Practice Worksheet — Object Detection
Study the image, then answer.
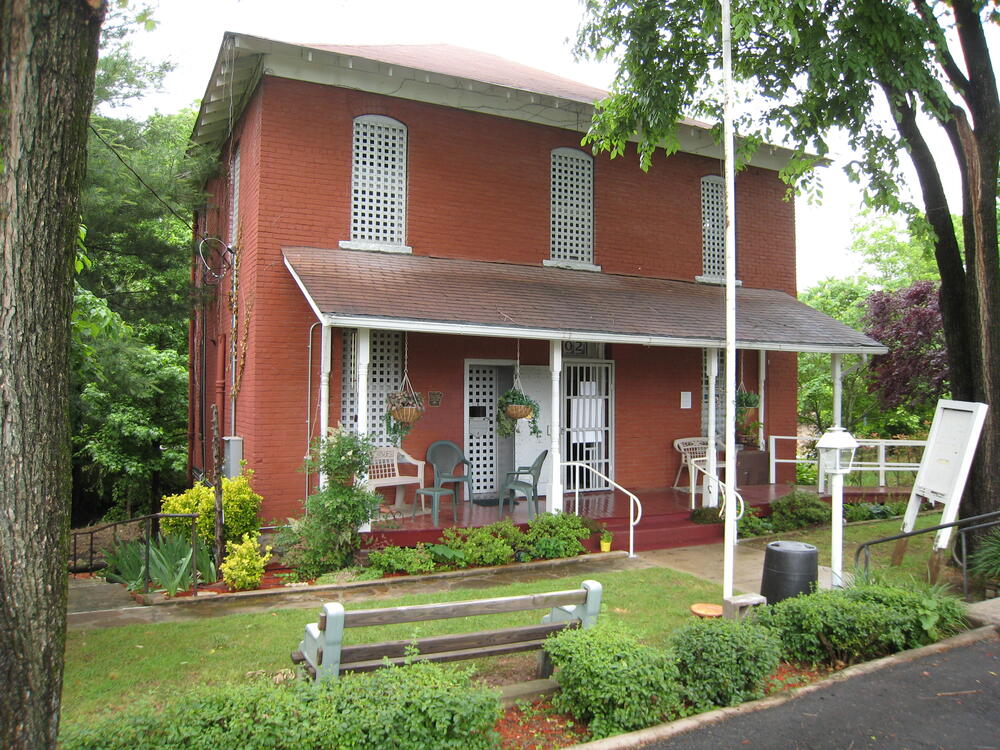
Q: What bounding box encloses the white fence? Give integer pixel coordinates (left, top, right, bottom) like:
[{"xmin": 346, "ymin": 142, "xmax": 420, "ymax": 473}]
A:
[{"xmin": 768, "ymin": 435, "xmax": 926, "ymax": 492}]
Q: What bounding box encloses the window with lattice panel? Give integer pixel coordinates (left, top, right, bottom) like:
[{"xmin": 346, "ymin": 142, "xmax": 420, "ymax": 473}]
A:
[
  {"xmin": 550, "ymin": 148, "xmax": 594, "ymax": 263},
  {"xmin": 701, "ymin": 176, "xmax": 726, "ymax": 278},
  {"xmin": 350, "ymin": 115, "xmax": 407, "ymax": 245}
]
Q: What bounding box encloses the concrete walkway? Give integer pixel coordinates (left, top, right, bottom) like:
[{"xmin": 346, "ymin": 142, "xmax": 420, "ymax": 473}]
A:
[{"xmin": 66, "ymin": 542, "xmax": 837, "ymax": 631}]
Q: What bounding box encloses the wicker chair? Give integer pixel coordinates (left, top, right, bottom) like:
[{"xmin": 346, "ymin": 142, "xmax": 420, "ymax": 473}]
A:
[{"xmin": 673, "ymin": 437, "xmax": 726, "ymax": 507}]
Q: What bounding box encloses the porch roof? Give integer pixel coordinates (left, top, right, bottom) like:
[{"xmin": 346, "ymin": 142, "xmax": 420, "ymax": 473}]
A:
[{"xmin": 283, "ymin": 247, "xmax": 886, "ymax": 355}]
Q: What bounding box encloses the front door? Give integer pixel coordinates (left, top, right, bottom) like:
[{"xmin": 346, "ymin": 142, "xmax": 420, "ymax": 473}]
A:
[
  {"xmin": 562, "ymin": 361, "xmax": 614, "ymax": 490},
  {"xmin": 513, "ymin": 365, "xmax": 552, "ymax": 498}
]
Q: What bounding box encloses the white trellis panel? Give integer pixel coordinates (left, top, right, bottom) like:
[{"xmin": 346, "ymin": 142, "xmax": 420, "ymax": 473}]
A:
[
  {"xmin": 701, "ymin": 348, "xmax": 725, "ymax": 440},
  {"xmin": 466, "ymin": 365, "xmax": 498, "ymax": 496},
  {"xmin": 340, "ymin": 329, "xmax": 401, "ymax": 445},
  {"xmin": 550, "ymin": 148, "xmax": 594, "ymax": 264},
  {"xmin": 701, "ymin": 175, "xmax": 725, "ymax": 278},
  {"xmin": 562, "ymin": 362, "xmax": 614, "ymax": 491},
  {"xmin": 351, "ymin": 115, "xmax": 407, "ymax": 245}
]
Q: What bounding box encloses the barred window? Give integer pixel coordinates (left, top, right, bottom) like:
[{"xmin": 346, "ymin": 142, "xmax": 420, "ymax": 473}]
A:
[
  {"xmin": 350, "ymin": 115, "xmax": 407, "ymax": 246},
  {"xmin": 550, "ymin": 148, "xmax": 594, "ymax": 264}
]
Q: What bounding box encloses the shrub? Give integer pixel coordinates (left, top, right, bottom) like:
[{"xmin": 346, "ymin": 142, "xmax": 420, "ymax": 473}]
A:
[
  {"xmin": 844, "ymin": 582, "xmax": 965, "ymax": 645},
  {"xmin": 220, "ymin": 532, "xmax": 272, "ymax": 591},
  {"xmin": 424, "ymin": 542, "xmax": 466, "ymax": 568},
  {"xmin": 795, "ymin": 460, "xmax": 819, "ymax": 486},
  {"xmin": 543, "ymin": 625, "xmax": 683, "ymax": 739},
  {"xmin": 525, "ymin": 512, "xmax": 590, "ymax": 558},
  {"xmin": 160, "ymin": 469, "xmax": 262, "ymax": 547},
  {"xmin": 969, "ymin": 528, "xmax": 1000, "ymax": 582},
  {"xmin": 274, "ymin": 430, "xmax": 382, "ymax": 579},
  {"xmin": 737, "ymin": 507, "xmax": 774, "ymax": 538},
  {"xmin": 768, "ymin": 489, "xmax": 829, "ymax": 532},
  {"xmin": 367, "ymin": 544, "xmax": 437, "ymax": 575},
  {"xmin": 441, "ymin": 526, "xmax": 515, "ymax": 567},
  {"xmin": 844, "ymin": 502, "xmax": 907, "ymax": 522},
  {"xmin": 60, "ymin": 662, "xmax": 501, "ymax": 750},
  {"xmin": 690, "ymin": 507, "xmax": 723, "ymax": 525},
  {"xmin": 754, "ymin": 589, "xmax": 913, "ymax": 665},
  {"xmin": 671, "ymin": 619, "xmax": 781, "ymax": 711}
]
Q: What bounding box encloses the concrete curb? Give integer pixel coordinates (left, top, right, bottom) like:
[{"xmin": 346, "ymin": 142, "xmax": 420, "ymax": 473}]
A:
[
  {"xmin": 566, "ymin": 624, "xmax": 1000, "ymax": 749},
  {"xmin": 133, "ymin": 550, "xmax": 630, "ymax": 608}
]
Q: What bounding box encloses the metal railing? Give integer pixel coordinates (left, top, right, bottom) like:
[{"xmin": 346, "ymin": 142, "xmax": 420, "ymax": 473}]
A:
[
  {"xmin": 853, "ymin": 510, "xmax": 1000, "ymax": 599},
  {"xmin": 561, "ymin": 461, "xmax": 642, "ymax": 559},
  {"xmin": 70, "ymin": 512, "xmax": 200, "ymax": 595},
  {"xmin": 689, "ymin": 459, "xmax": 746, "ymax": 522},
  {"xmin": 769, "ymin": 435, "xmax": 926, "ymax": 491}
]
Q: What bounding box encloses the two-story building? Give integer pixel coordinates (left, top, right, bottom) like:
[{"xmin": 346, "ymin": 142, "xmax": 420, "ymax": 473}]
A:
[{"xmin": 187, "ymin": 34, "xmax": 883, "ymax": 547}]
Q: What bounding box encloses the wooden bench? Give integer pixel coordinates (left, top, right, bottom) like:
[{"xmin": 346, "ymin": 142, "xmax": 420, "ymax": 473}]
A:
[
  {"xmin": 291, "ymin": 580, "xmax": 602, "ymax": 682},
  {"xmin": 366, "ymin": 446, "xmax": 425, "ymax": 508}
]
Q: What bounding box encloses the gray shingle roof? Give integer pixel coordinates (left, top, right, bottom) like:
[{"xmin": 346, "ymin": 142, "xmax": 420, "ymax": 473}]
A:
[{"xmin": 283, "ymin": 247, "xmax": 885, "ymax": 354}]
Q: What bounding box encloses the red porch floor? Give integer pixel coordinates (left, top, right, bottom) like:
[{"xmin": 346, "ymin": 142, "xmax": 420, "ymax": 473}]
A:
[{"xmin": 365, "ymin": 483, "xmax": 911, "ymax": 552}]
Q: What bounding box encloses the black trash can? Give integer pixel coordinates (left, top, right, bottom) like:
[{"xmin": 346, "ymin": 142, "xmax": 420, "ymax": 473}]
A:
[{"xmin": 760, "ymin": 540, "xmax": 818, "ymax": 604}]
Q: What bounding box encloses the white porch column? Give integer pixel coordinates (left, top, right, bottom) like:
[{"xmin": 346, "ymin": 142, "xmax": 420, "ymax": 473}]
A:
[
  {"xmin": 757, "ymin": 350, "xmax": 766, "ymax": 450},
  {"xmin": 831, "ymin": 353, "xmax": 843, "ymax": 429},
  {"xmin": 548, "ymin": 340, "xmax": 563, "ymax": 513},
  {"xmin": 705, "ymin": 348, "xmax": 719, "ymax": 508},
  {"xmin": 356, "ymin": 328, "xmax": 371, "ymax": 434},
  {"xmin": 317, "ymin": 323, "xmax": 333, "ymax": 491},
  {"xmin": 319, "ymin": 323, "xmax": 332, "ymax": 440}
]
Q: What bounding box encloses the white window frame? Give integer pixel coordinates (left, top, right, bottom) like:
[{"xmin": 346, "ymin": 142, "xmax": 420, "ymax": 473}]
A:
[
  {"xmin": 546, "ymin": 147, "xmax": 600, "ymax": 271},
  {"xmin": 340, "ymin": 114, "xmax": 412, "ymax": 254}
]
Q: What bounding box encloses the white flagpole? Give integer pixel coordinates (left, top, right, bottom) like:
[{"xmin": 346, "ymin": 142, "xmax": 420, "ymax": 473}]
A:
[{"xmin": 721, "ymin": 0, "xmax": 738, "ymax": 601}]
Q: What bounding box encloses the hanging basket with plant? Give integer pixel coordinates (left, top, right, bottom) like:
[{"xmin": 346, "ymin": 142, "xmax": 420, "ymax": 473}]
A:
[
  {"xmin": 496, "ymin": 340, "xmax": 542, "ymax": 438},
  {"xmin": 497, "ymin": 388, "xmax": 541, "ymax": 438},
  {"xmin": 735, "ymin": 388, "xmax": 761, "ymax": 446},
  {"xmin": 383, "ymin": 336, "xmax": 424, "ymax": 444}
]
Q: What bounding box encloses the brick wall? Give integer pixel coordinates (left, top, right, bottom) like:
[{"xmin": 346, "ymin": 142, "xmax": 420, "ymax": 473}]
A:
[{"xmin": 189, "ymin": 74, "xmax": 801, "ymax": 518}]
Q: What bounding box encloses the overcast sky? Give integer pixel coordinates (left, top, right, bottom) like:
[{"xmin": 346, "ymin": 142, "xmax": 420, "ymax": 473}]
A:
[{"xmin": 120, "ymin": 0, "xmax": 967, "ymax": 290}]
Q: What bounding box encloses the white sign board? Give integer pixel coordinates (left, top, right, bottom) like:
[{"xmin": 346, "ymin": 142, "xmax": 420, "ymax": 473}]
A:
[{"xmin": 900, "ymin": 399, "xmax": 988, "ymax": 551}]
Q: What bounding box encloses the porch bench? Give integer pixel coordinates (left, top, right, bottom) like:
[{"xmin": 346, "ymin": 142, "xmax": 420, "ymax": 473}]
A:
[
  {"xmin": 366, "ymin": 446, "xmax": 425, "ymax": 508},
  {"xmin": 290, "ymin": 579, "xmax": 603, "ymax": 682}
]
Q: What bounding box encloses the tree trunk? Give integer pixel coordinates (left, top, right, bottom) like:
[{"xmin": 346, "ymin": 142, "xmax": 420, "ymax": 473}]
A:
[
  {"xmin": 890, "ymin": 0, "xmax": 1000, "ymax": 532},
  {"xmin": 0, "ymin": 2, "xmax": 105, "ymax": 748}
]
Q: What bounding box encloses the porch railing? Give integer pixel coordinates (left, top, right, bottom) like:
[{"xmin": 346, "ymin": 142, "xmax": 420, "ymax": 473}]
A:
[
  {"xmin": 689, "ymin": 460, "xmax": 746, "ymax": 522},
  {"xmin": 561, "ymin": 461, "xmax": 642, "ymax": 559},
  {"xmin": 769, "ymin": 435, "xmax": 926, "ymax": 492}
]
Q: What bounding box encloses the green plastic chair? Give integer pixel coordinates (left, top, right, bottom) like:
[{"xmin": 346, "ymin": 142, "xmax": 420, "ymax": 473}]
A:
[
  {"xmin": 426, "ymin": 440, "xmax": 474, "ymax": 503},
  {"xmin": 498, "ymin": 450, "xmax": 548, "ymax": 519}
]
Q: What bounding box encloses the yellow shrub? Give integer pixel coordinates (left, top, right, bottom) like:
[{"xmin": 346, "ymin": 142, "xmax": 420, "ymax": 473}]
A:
[
  {"xmin": 160, "ymin": 470, "xmax": 262, "ymax": 546},
  {"xmin": 220, "ymin": 533, "xmax": 272, "ymax": 591}
]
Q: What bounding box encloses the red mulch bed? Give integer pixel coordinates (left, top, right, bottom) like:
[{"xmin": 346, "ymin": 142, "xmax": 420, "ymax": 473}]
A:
[
  {"xmin": 171, "ymin": 563, "xmax": 298, "ymax": 596},
  {"xmin": 496, "ymin": 698, "xmax": 589, "ymax": 749}
]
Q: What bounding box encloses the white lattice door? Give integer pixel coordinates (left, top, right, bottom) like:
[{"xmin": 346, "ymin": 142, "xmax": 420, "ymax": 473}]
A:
[
  {"xmin": 562, "ymin": 362, "xmax": 614, "ymax": 490},
  {"xmin": 465, "ymin": 365, "xmax": 498, "ymax": 498}
]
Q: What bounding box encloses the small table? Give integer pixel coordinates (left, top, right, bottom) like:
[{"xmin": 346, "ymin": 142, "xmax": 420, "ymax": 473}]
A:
[{"xmin": 414, "ymin": 487, "xmax": 456, "ymax": 527}]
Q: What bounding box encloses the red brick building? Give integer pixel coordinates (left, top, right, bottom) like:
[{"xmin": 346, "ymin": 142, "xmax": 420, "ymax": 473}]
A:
[{"xmin": 188, "ymin": 34, "xmax": 882, "ymax": 527}]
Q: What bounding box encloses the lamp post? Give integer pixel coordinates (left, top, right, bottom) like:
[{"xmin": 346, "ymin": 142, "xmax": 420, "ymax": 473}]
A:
[{"xmin": 816, "ymin": 426, "xmax": 858, "ymax": 588}]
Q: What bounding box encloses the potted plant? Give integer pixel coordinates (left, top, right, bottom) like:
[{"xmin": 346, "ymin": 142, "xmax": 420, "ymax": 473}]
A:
[
  {"xmin": 735, "ymin": 389, "xmax": 761, "ymax": 446},
  {"xmin": 496, "ymin": 388, "xmax": 542, "ymax": 438},
  {"xmin": 599, "ymin": 528, "xmax": 613, "ymax": 553}
]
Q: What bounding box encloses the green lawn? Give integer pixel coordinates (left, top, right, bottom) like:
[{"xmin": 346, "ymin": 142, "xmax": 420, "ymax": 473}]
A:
[
  {"xmin": 740, "ymin": 511, "xmax": 945, "ymax": 586},
  {"xmin": 62, "ymin": 566, "xmax": 719, "ymax": 731}
]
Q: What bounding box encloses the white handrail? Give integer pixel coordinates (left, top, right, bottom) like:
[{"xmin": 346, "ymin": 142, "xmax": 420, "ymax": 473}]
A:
[
  {"xmin": 561, "ymin": 461, "xmax": 642, "ymax": 559},
  {"xmin": 769, "ymin": 435, "xmax": 926, "ymax": 491},
  {"xmin": 688, "ymin": 460, "xmax": 745, "ymax": 522}
]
